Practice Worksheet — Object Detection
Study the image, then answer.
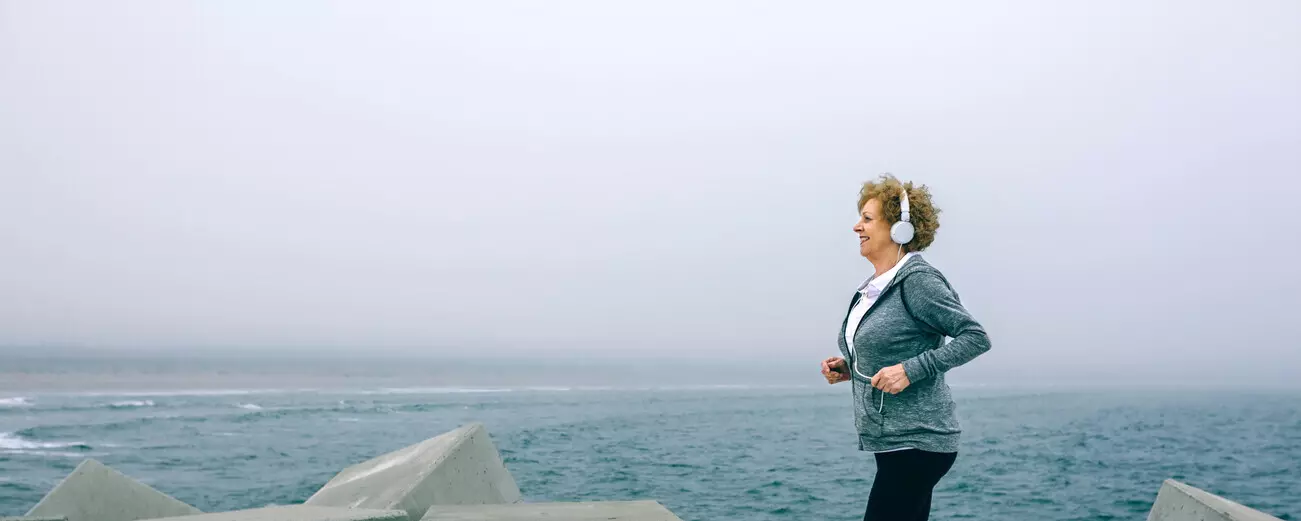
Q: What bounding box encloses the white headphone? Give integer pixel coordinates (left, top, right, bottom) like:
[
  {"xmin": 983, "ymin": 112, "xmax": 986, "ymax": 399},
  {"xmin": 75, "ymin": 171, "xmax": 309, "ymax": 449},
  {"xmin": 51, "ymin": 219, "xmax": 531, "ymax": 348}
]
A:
[{"xmin": 889, "ymin": 185, "xmax": 914, "ymax": 245}]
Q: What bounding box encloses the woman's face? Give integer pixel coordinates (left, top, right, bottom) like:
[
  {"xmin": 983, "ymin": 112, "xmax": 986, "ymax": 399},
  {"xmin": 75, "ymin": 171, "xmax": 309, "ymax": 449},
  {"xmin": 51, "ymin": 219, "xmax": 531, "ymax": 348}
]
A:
[{"xmin": 853, "ymin": 198, "xmax": 894, "ymax": 259}]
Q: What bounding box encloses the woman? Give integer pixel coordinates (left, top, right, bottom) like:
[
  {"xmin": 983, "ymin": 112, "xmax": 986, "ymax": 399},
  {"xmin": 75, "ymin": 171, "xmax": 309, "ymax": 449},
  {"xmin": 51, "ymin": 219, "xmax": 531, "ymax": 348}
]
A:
[{"xmin": 820, "ymin": 174, "xmax": 991, "ymax": 521}]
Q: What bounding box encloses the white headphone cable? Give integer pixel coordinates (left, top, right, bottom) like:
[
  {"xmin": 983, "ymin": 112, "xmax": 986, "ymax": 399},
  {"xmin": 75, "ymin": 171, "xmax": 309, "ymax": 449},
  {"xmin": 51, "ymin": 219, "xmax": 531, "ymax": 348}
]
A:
[{"xmin": 872, "ymin": 243, "xmax": 906, "ymax": 415}]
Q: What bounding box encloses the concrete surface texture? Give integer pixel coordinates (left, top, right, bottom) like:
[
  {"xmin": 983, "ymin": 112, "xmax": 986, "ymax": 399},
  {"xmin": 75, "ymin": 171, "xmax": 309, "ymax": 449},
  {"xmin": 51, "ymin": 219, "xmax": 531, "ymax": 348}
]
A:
[
  {"xmin": 1, "ymin": 517, "xmax": 69, "ymax": 521},
  {"xmin": 25, "ymin": 458, "xmax": 203, "ymax": 521},
  {"xmin": 306, "ymin": 422, "xmax": 522, "ymax": 520},
  {"xmin": 419, "ymin": 501, "xmax": 684, "ymax": 521},
  {"xmin": 1147, "ymin": 479, "xmax": 1283, "ymax": 521},
  {"xmin": 145, "ymin": 505, "xmax": 409, "ymax": 521}
]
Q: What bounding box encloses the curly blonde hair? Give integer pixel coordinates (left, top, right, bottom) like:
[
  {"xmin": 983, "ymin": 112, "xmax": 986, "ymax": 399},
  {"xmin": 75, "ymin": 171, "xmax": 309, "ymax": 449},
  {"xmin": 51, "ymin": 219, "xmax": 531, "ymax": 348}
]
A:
[{"xmin": 857, "ymin": 174, "xmax": 941, "ymax": 253}]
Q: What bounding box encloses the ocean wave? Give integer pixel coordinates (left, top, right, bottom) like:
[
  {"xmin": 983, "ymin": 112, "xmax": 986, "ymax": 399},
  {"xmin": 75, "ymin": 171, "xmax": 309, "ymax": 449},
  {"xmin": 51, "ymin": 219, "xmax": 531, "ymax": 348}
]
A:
[
  {"xmin": 0, "ymin": 399, "xmax": 160, "ymax": 414},
  {"xmin": 0, "ymin": 431, "xmax": 92, "ymax": 452},
  {"xmin": 351, "ymin": 385, "xmax": 791, "ymax": 394},
  {"xmin": 649, "ymin": 384, "xmax": 817, "ymax": 391},
  {"xmin": 0, "ymin": 396, "xmax": 32, "ymax": 408},
  {"xmin": 236, "ymin": 403, "xmax": 263, "ymax": 410},
  {"xmin": 107, "ymin": 400, "xmax": 156, "ymax": 408},
  {"xmin": 16, "ymin": 414, "xmax": 213, "ymax": 439},
  {"xmin": 357, "ymin": 387, "xmax": 514, "ymax": 395},
  {"xmin": 9, "ymin": 450, "xmax": 98, "ymax": 458},
  {"xmin": 356, "ymin": 385, "xmax": 807, "ymax": 393},
  {"xmin": 71, "ymin": 389, "xmax": 309, "ymax": 397}
]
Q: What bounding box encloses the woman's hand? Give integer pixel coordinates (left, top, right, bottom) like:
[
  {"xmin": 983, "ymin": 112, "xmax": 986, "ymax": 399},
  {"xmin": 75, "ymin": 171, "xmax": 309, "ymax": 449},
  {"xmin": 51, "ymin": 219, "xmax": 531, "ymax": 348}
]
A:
[
  {"xmin": 871, "ymin": 364, "xmax": 911, "ymax": 394},
  {"xmin": 821, "ymin": 356, "xmax": 850, "ymax": 384}
]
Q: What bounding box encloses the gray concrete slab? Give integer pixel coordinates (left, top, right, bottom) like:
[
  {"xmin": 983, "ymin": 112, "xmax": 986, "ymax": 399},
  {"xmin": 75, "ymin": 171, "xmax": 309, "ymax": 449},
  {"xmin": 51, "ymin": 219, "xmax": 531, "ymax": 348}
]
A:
[
  {"xmin": 419, "ymin": 501, "xmax": 684, "ymax": 521},
  {"xmin": 1, "ymin": 517, "xmax": 69, "ymax": 521},
  {"xmin": 25, "ymin": 458, "xmax": 202, "ymax": 521},
  {"xmin": 146, "ymin": 505, "xmax": 408, "ymax": 521},
  {"xmin": 306, "ymin": 422, "xmax": 521, "ymax": 521},
  {"xmin": 1147, "ymin": 479, "xmax": 1283, "ymax": 521}
]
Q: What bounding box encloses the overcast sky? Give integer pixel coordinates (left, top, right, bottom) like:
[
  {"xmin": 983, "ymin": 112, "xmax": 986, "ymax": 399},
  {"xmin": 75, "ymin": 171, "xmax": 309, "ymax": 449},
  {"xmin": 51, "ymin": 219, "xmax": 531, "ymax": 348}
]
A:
[{"xmin": 2, "ymin": 1, "xmax": 1298, "ymax": 385}]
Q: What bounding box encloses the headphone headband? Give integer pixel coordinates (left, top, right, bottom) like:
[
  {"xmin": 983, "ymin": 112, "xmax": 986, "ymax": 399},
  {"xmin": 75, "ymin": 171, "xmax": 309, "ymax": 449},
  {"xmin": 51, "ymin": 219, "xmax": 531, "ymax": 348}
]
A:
[
  {"xmin": 899, "ymin": 185, "xmax": 910, "ymax": 223},
  {"xmin": 890, "ymin": 182, "xmax": 915, "ymax": 245}
]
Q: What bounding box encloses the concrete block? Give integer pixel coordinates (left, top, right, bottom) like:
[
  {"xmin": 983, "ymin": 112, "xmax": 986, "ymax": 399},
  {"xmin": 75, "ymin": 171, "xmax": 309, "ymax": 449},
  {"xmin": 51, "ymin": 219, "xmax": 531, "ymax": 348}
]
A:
[
  {"xmin": 146, "ymin": 505, "xmax": 408, "ymax": 521},
  {"xmin": 25, "ymin": 458, "xmax": 202, "ymax": 521},
  {"xmin": 419, "ymin": 501, "xmax": 683, "ymax": 521},
  {"xmin": 1147, "ymin": 479, "xmax": 1283, "ymax": 521},
  {"xmin": 2, "ymin": 517, "xmax": 69, "ymax": 521},
  {"xmin": 307, "ymin": 422, "xmax": 521, "ymax": 520}
]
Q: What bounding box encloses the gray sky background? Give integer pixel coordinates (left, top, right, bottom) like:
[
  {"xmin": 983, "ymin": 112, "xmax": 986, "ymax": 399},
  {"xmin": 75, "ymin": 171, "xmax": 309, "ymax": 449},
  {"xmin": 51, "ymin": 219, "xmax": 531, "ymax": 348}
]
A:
[{"xmin": 2, "ymin": 1, "xmax": 1299, "ymax": 385}]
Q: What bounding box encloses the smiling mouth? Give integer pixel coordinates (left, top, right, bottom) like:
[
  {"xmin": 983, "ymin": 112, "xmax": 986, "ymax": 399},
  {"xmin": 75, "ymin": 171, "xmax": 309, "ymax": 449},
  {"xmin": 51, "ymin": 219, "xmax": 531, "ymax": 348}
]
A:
[{"xmin": 859, "ymin": 236, "xmax": 869, "ymax": 243}]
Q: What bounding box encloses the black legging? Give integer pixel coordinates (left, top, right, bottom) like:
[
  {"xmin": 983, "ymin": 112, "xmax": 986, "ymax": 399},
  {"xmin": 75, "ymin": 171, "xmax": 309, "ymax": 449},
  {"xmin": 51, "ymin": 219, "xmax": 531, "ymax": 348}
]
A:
[{"xmin": 862, "ymin": 449, "xmax": 957, "ymax": 521}]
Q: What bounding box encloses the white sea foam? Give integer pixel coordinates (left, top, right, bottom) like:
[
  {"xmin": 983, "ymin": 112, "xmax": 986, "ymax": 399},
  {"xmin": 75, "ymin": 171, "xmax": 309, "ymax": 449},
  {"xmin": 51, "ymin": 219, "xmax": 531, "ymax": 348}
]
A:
[
  {"xmin": 0, "ymin": 432, "xmax": 88, "ymax": 451},
  {"xmin": 358, "ymin": 387, "xmax": 514, "ymax": 395},
  {"xmin": 638, "ymin": 384, "xmax": 816, "ymax": 391},
  {"xmin": 344, "ymin": 384, "xmax": 814, "ymax": 395},
  {"xmin": 0, "ymin": 396, "xmax": 32, "ymax": 408},
  {"xmin": 10, "ymin": 450, "xmax": 94, "ymax": 458},
  {"xmin": 74, "ymin": 389, "xmax": 305, "ymax": 398},
  {"xmin": 107, "ymin": 400, "xmax": 156, "ymax": 408},
  {"xmin": 236, "ymin": 403, "xmax": 263, "ymax": 410}
]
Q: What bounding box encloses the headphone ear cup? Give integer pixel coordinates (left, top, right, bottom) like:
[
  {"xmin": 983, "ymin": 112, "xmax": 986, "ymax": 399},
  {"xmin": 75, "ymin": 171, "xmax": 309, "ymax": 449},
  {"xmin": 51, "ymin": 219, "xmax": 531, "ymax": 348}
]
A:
[{"xmin": 890, "ymin": 221, "xmax": 915, "ymax": 244}]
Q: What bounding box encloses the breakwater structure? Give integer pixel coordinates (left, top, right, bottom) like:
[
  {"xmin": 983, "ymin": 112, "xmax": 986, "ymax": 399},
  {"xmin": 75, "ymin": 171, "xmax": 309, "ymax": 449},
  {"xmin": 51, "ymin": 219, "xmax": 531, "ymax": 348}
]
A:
[{"xmin": 0, "ymin": 422, "xmax": 1286, "ymax": 521}]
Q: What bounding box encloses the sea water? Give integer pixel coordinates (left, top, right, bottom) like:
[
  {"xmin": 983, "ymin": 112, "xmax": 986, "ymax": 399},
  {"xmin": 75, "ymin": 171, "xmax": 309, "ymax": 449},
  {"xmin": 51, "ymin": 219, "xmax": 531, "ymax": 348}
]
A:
[{"xmin": 1, "ymin": 384, "xmax": 1298, "ymax": 520}]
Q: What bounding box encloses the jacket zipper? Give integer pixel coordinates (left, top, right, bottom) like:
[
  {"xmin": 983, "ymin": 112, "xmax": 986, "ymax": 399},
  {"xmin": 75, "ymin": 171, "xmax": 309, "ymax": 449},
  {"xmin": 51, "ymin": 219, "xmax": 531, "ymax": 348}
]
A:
[{"xmin": 845, "ymin": 271, "xmax": 911, "ymax": 418}]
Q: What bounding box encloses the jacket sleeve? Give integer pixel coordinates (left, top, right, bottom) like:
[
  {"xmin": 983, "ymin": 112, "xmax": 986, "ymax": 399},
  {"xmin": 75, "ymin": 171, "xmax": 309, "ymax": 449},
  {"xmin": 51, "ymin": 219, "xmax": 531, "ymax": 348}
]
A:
[{"xmin": 899, "ymin": 272, "xmax": 991, "ymax": 383}]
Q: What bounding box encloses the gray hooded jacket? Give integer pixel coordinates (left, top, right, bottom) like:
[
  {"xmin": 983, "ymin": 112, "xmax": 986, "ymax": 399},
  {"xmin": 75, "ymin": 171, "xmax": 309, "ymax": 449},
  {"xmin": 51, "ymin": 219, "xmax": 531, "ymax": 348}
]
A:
[{"xmin": 837, "ymin": 255, "xmax": 991, "ymax": 453}]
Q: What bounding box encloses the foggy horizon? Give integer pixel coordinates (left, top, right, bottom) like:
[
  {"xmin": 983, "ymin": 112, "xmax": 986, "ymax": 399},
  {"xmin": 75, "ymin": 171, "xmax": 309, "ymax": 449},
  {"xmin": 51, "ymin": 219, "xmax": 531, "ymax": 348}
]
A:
[{"xmin": 3, "ymin": 1, "xmax": 1300, "ymax": 387}]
